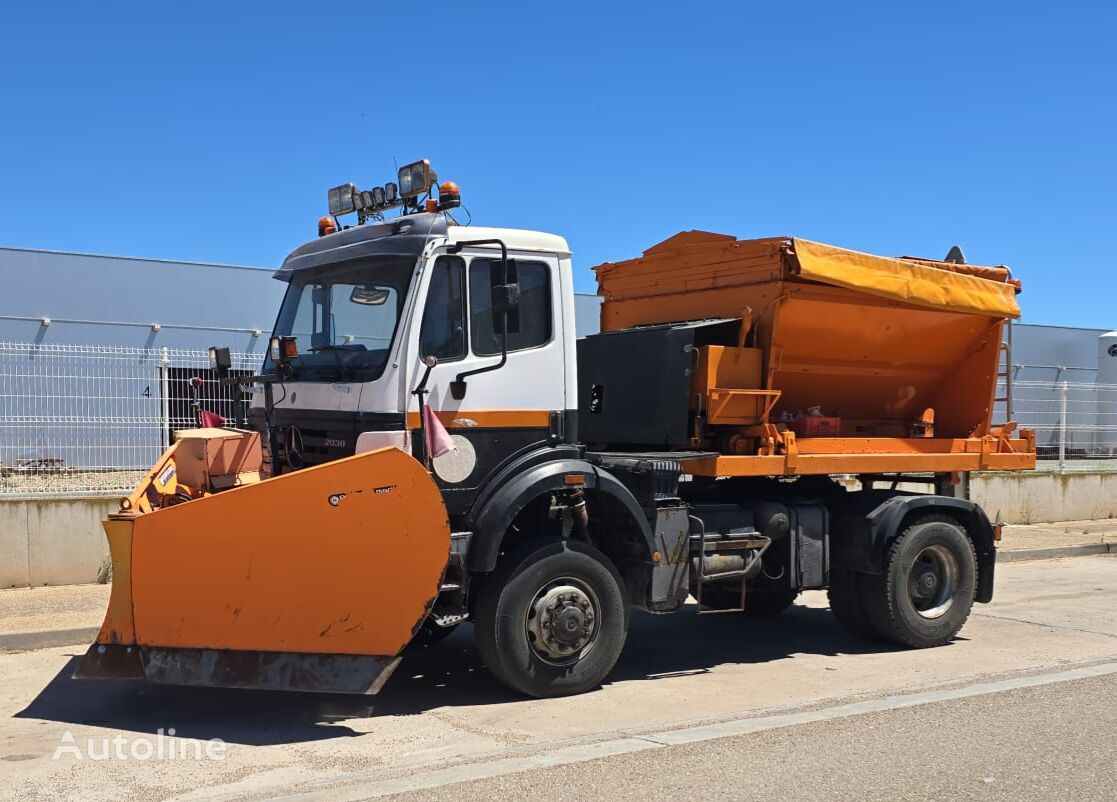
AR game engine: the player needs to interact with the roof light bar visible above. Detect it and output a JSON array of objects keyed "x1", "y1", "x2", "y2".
[{"x1": 326, "y1": 161, "x2": 445, "y2": 219}]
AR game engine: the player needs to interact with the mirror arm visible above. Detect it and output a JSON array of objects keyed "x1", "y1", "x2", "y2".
[
  {"x1": 446, "y1": 238, "x2": 513, "y2": 400},
  {"x1": 447, "y1": 238, "x2": 507, "y2": 265},
  {"x1": 451, "y1": 336, "x2": 507, "y2": 400}
]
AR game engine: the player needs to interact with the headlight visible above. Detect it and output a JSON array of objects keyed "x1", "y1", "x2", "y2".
[
  {"x1": 383, "y1": 182, "x2": 398, "y2": 203},
  {"x1": 371, "y1": 186, "x2": 385, "y2": 207},
  {"x1": 327, "y1": 183, "x2": 357, "y2": 215}
]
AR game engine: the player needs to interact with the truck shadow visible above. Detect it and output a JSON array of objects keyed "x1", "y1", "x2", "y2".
[{"x1": 16, "y1": 601, "x2": 922, "y2": 746}]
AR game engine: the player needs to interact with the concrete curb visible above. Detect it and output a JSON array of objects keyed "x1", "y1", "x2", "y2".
[
  {"x1": 0, "y1": 626, "x2": 98, "y2": 653},
  {"x1": 997, "y1": 543, "x2": 1115, "y2": 563}
]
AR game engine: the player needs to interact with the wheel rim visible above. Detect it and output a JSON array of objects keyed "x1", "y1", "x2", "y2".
[
  {"x1": 525, "y1": 577, "x2": 600, "y2": 665},
  {"x1": 907, "y1": 544, "x2": 959, "y2": 619}
]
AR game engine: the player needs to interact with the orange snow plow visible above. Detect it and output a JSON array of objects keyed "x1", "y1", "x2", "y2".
[{"x1": 75, "y1": 429, "x2": 450, "y2": 694}]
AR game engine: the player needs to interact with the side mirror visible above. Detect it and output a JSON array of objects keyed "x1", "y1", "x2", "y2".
[{"x1": 492, "y1": 282, "x2": 521, "y2": 316}]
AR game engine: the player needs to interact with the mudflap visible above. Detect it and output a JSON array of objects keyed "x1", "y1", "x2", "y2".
[{"x1": 75, "y1": 446, "x2": 450, "y2": 695}]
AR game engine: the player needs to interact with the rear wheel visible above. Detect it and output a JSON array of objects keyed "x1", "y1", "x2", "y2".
[
  {"x1": 474, "y1": 539, "x2": 628, "y2": 698},
  {"x1": 860, "y1": 515, "x2": 977, "y2": 648},
  {"x1": 827, "y1": 569, "x2": 875, "y2": 637}
]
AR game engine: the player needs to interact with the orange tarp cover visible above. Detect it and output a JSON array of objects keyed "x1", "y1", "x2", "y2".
[{"x1": 790, "y1": 238, "x2": 1020, "y2": 319}]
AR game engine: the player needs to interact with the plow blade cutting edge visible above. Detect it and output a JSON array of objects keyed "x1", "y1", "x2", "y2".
[{"x1": 75, "y1": 435, "x2": 450, "y2": 694}]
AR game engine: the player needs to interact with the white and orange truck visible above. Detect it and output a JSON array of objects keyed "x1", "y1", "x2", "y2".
[{"x1": 78, "y1": 160, "x2": 1035, "y2": 698}]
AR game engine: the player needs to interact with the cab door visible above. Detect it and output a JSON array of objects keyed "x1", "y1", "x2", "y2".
[{"x1": 407, "y1": 249, "x2": 568, "y2": 514}]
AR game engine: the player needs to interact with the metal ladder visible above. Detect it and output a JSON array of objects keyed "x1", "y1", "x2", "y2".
[
  {"x1": 690, "y1": 517, "x2": 771, "y2": 614},
  {"x1": 994, "y1": 319, "x2": 1015, "y2": 424}
]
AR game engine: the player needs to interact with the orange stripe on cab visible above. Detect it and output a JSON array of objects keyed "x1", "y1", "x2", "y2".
[{"x1": 405, "y1": 409, "x2": 553, "y2": 429}]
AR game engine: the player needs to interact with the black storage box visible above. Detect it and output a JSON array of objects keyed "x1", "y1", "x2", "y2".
[{"x1": 577, "y1": 319, "x2": 738, "y2": 448}]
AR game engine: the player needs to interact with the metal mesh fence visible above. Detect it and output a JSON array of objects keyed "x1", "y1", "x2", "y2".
[
  {"x1": 3, "y1": 342, "x2": 1116, "y2": 497},
  {"x1": 0, "y1": 343, "x2": 261, "y2": 496},
  {"x1": 1004, "y1": 379, "x2": 1117, "y2": 469}
]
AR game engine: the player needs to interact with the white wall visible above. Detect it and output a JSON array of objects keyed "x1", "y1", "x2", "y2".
[
  {"x1": 970, "y1": 469, "x2": 1117, "y2": 525},
  {"x1": 0, "y1": 496, "x2": 116, "y2": 587}
]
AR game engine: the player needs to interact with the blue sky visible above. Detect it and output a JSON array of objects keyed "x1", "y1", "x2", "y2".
[{"x1": 1, "y1": 2, "x2": 1114, "y2": 327}]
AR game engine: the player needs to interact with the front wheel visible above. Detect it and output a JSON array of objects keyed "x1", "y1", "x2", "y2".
[{"x1": 474, "y1": 539, "x2": 628, "y2": 698}]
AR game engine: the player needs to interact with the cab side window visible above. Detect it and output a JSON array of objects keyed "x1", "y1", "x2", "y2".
[
  {"x1": 469, "y1": 259, "x2": 552, "y2": 356},
  {"x1": 419, "y1": 256, "x2": 467, "y2": 361}
]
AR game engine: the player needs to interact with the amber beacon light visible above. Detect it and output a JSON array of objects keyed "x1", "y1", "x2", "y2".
[{"x1": 438, "y1": 181, "x2": 461, "y2": 210}]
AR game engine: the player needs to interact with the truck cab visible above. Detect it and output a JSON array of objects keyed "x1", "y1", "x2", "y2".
[{"x1": 250, "y1": 212, "x2": 577, "y2": 516}]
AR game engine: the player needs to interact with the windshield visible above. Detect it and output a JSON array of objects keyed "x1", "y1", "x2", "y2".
[{"x1": 270, "y1": 256, "x2": 417, "y2": 382}]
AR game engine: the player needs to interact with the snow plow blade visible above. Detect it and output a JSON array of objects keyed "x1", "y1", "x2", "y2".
[{"x1": 75, "y1": 430, "x2": 450, "y2": 694}]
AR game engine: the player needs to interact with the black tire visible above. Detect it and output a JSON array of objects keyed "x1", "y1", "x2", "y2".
[
  {"x1": 827, "y1": 569, "x2": 875, "y2": 638},
  {"x1": 859, "y1": 515, "x2": 977, "y2": 648},
  {"x1": 474, "y1": 539, "x2": 628, "y2": 698}
]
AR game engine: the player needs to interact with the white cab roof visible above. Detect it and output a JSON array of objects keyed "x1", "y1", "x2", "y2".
[{"x1": 446, "y1": 225, "x2": 570, "y2": 257}]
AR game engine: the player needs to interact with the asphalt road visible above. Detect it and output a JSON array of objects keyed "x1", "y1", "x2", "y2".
[
  {"x1": 1, "y1": 555, "x2": 1115, "y2": 802},
  {"x1": 383, "y1": 672, "x2": 1117, "y2": 802}
]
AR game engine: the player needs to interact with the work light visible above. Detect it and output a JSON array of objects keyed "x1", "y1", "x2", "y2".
[
  {"x1": 269, "y1": 336, "x2": 298, "y2": 364},
  {"x1": 371, "y1": 186, "x2": 385, "y2": 207},
  {"x1": 384, "y1": 182, "x2": 398, "y2": 203},
  {"x1": 398, "y1": 160, "x2": 434, "y2": 198},
  {"x1": 328, "y1": 183, "x2": 357, "y2": 215},
  {"x1": 208, "y1": 346, "x2": 232, "y2": 377}
]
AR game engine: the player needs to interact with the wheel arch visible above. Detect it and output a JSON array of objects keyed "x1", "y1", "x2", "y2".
[
  {"x1": 467, "y1": 455, "x2": 656, "y2": 574},
  {"x1": 834, "y1": 493, "x2": 996, "y2": 604}
]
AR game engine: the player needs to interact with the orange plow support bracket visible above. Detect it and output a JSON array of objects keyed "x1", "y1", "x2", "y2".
[{"x1": 76, "y1": 446, "x2": 450, "y2": 694}]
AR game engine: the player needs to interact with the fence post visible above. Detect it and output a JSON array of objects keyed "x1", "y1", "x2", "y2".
[
  {"x1": 1058, "y1": 380, "x2": 1068, "y2": 471},
  {"x1": 159, "y1": 347, "x2": 171, "y2": 450}
]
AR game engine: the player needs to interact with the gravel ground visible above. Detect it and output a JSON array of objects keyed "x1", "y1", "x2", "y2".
[
  {"x1": 1001, "y1": 519, "x2": 1117, "y2": 549},
  {"x1": 0, "y1": 584, "x2": 110, "y2": 635}
]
